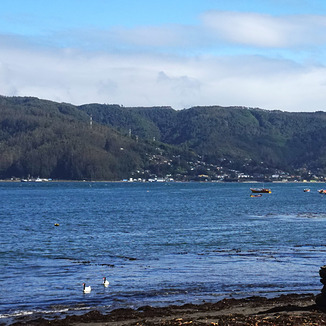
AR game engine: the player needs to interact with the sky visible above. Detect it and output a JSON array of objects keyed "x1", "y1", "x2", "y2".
[{"x1": 1, "y1": 0, "x2": 326, "y2": 112}]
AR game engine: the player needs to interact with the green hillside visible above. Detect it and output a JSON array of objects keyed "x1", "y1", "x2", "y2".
[
  {"x1": 1, "y1": 95, "x2": 326, "y2": 181},
  {"x1": 80, "y1": 104, "x2": 326, "y2": 175},
  {"x1": 0, "y1": 96, "x2": 192, "y2": 180}
]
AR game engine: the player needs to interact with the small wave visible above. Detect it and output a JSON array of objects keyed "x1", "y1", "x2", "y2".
[
  {"x1": 253, "y1": 212, "x2": 326, "y2": 219},
  {"x1": 297, "y1": 213, "x2": 326, "y2": 219},
  {"x1": 0, "y1": 307, "x2": 71, "y2": 319},
  {"x1": 0, "y1": 305, "x2": 93, "y2": 325},
  {"x1": 0, "y1": 311, "x2": 33, "y2": 319}
]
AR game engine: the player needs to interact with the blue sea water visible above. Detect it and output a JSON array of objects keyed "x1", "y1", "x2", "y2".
[{"x1": 0, "y1": 181, "x2": 326, "y2": 324}]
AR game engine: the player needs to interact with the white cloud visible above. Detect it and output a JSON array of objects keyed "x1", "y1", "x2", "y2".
[
  {"x1": 1, "y1": 38, "x2": 326, "y2": 112},
  {"x1": 57, "y1": 12, "x2": 326, "y2": 51},
  {"x1": 201, "y1": 11, "x2": 326, "y2": 48},
  {"x1": 2, "y1": 10, "x2": 326, "y2": 112}
]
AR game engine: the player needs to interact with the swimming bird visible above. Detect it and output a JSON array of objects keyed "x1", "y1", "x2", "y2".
[
  {"x1": 83, "y1": 283, "x2": 91, "y2": 293},
  {"x1": 103, "y1": 277, "x2": 110, "y2": 287}
]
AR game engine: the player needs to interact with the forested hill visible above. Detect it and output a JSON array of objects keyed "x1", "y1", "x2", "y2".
[
  {"x1": 1, "y1": 95, "x2": 326, "y2": 181},
  {"x1": 79, "y1": 103, "x2": 326, "y2": 175},
  {"x1": 0, "y1": 96, "x2": 192, "y2": 180}
]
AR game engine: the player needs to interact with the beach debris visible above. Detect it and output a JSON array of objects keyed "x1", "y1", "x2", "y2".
[
  {"x1": 103, "y1": 277, "x2": 110, "y2": 287},
  {"x1": 315, "y1": 265, "x2": 326, "y2": 309},
  {"x1": 83, "y1": 283, "x2": 91, "y2": 293}
]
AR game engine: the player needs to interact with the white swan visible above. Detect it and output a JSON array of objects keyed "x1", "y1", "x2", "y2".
[
  {"x1": 83, "y1": 283, "x2": 91, "y2": 293},
  {"x1": 103, "y1": 277, "x2": 110, "y2": 287}
]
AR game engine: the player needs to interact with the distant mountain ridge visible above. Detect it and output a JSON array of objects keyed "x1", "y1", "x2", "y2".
[
  {"x1": 79, "y1": 103, "x2": 326, "y2": 173},
  {"x1": 1, "y1": 95, "x2": 326, "y2": 180}
]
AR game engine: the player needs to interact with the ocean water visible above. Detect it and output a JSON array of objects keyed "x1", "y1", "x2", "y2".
[{"x1": 1, "y1": 181, "x2": 326, "y2": 324}]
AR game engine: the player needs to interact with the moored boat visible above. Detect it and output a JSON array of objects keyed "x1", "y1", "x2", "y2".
[
  {"x1": 250, "y1": 188, "x2": 271, "y2": 194},
  {"x1": 318, "y1": 189, "x2": 326, "y2": 194},
  {"x1": 303, "y1": 188, "x2": 310, "y2": 192}
]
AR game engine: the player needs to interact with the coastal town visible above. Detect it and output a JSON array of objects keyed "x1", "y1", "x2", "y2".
[
  {"x1": 14, "y1": 153, "x2": 325, "y2": 184},
  {"x1": 125, "y1": 153, "x2": 324, "y2": 183}
]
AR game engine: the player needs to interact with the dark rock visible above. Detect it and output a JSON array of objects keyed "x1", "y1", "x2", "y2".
[
  {"x1": 316, "y1": 293, "x2": 326, "y2": 307},
  {"x1": 319, "y1": 268, "x2": 326, "y2": 279}
]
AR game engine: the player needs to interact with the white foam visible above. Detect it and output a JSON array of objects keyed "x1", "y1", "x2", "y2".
[{"x1": 0, "y1": 310, "x2": 33, "y2": 318}]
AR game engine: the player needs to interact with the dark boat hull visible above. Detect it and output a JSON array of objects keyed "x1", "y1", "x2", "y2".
[{"x1": 250, "y1": 188, "x2": 271, "y2": 194}]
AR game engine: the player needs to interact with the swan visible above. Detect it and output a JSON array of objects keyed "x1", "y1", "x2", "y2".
[
  {"x1": 83, "y1": 283, "x2": 91, "y2": 293},
  {"x1": 103, "y1": 277, "x2": 110, "y2": 287}
]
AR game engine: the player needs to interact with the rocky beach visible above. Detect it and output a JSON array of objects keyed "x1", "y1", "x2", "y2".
[{"x1": 8, "y1": 293, "x2": 326, "y2": 326}]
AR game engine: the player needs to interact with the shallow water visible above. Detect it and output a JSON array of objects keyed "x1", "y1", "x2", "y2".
[{"x1": 0, "y1": 182, "x2": 325, "y2": 324}]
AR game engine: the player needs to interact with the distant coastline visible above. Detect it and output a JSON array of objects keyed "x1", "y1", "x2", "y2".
[
  {"x1": 1, "y1": 179, "x2": 325, "y2": 183},
  {"x1": 1, "y1": 96, "x2": 326, "y2": 183}
]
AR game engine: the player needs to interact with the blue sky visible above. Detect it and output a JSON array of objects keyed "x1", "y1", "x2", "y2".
[{"x1": 1, "y1": 0, "x2": 326, "y2": 111}]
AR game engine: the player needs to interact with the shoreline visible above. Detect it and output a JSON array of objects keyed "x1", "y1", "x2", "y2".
[
  {"x1": 0, "y1": 179, "x2": 325, "y2": 183},
  {"x1": 8, "y1": 293, "x2": 326, "y2": 326}
]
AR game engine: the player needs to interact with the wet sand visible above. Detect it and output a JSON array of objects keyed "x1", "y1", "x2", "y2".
[{"x1": 9, "y1": 293, "x2": 326, "y2": 326}]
